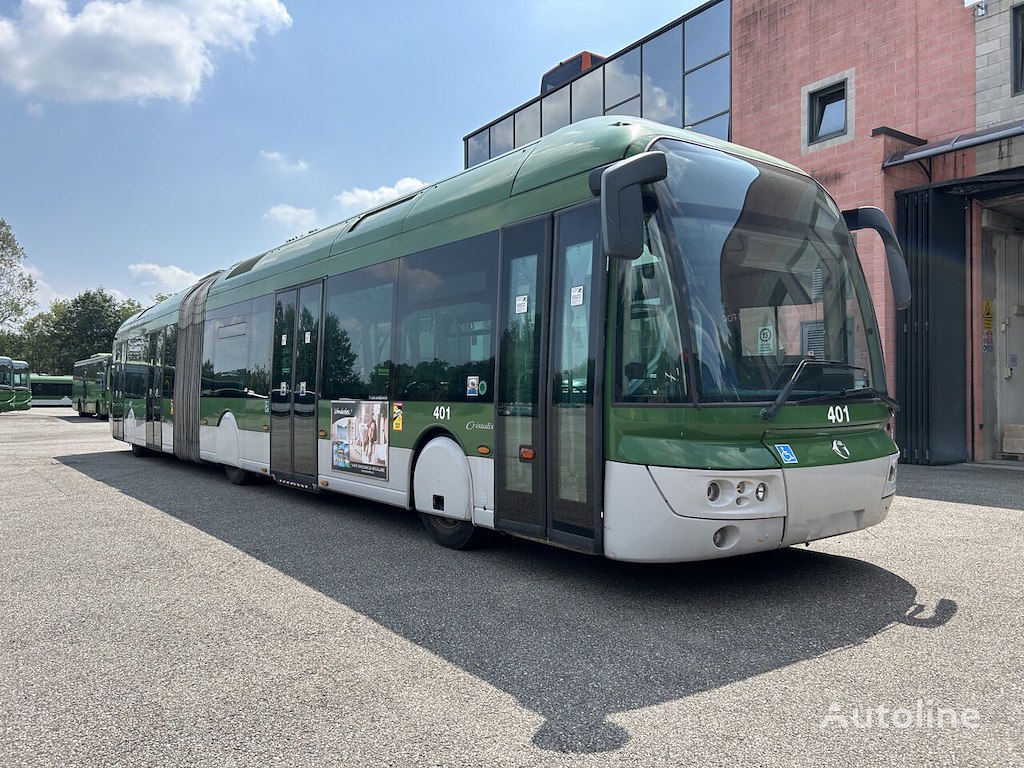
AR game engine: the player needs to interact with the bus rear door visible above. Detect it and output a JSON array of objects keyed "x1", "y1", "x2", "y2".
[{"x1": 146, "y1": 329, "x2": 164, "y2": 450}]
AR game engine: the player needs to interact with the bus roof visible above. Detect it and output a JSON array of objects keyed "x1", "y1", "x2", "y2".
[
  {"x1": 72, "y1": 352, "x2": 112, "y2": 366},
  {"x1": 119, "y1": 116, "x2": 808, "y2": 334}
]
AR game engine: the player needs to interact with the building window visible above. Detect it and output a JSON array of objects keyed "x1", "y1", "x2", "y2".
[
  {"x1": 1014, "y1": 5, "x2": 1024, "y2": 95},
  {"x1": 808, "y1": 81, "x2": 847, "y2": 143},
  {"x1": 466, "y1": 130, "x2": 489, "y2": 167},
  {"x1": 605, "y1": 46, "x2": 640, "y2": 112},
  {"x1": 801, "y1": 69, "x2": 854, "y2": 153},
  {"x1": 489, "y1": 116, "x2": 513, "y2": 157}
]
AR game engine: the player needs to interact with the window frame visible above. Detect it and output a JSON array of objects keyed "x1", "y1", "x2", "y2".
[
  {"x1": 1014, "y1": 4, "x2": 1024, "y2": 96},
  {"x1": 808, "y1": 80, "x2": 847, "y2": 145}
]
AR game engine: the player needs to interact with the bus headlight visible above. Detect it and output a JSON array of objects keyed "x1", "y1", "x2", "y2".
[
  {"x1": 712, "y1": 525, "x2": 739, "y2": 549},
  {"x1": 756, "y1": 482, "x2": 768, "y2": 501},
  {"x1": 883, "y1": 456, "x2": 899, "y2": 497},
  {"x1": 707, "y1": 482, "x2": 721, "y2": 502}
]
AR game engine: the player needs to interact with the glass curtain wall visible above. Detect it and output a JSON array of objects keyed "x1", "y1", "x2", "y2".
[{"x1": 464, "y1": 0, "x2": 730, "y2": 167}]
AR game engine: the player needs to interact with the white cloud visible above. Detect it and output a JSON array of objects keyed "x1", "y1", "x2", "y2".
[
  {"x1": 127, "y1": 262, "x2": 201, "y2": 294},
  {"x1": 105, "y1": 286, "x2": 134, "y2": 304},
  {"x1": 22, "y1": 262, "x2": 67, "y2": 311},
  {"x1": 264, "y1": 203, "x2": 317, "y2": 233},
  {"x1": 0, "y1": 0, "x2": 292, "y2": 103},
  {"x1": 263, "y1": 176, "x2": 426, "y2": 238},
  {"x1": 260, "y1": 149, "x2": 309, "y2": 173},
  {"x1": 335, "y1": 177, "x2": 425, "y2": 217}
]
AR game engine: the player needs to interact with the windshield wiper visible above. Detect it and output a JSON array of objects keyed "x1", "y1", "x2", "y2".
[
  {"x1": 796, "y1": 386, "x2": 900, "y2": 411},
  {"x1": 759, "y1": 359, "x2": 861, "y2": 421}
]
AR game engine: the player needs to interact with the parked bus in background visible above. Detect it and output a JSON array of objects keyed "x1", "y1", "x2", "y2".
[
  {"x1": 540, "y1": 51, "x2": 605, "y2": 93},
  {"x1": 0, "y1": 356, "x2": 14, "y2": 412},
  {"x1": 111, "y1": 116, "x2": 911, "y2": 563},
  {"x1": 73, "y1": 352, "x2": 112, "y2": 418},
  {"x1": 30, "y1": 374, "x2": 73, "y2": 406},
  {"x1": 11, "y1": 360, "x2": 31, "y2": 410}
]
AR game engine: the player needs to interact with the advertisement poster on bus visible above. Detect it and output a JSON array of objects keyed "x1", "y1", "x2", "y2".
[{"x1": 331, "y1": 399, "x2": 388, "y2": 479}]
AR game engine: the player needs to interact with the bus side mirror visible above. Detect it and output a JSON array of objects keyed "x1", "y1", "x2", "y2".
[
  {"x1": 842, "y1": 206, "x2": 912, "y2": 310},
  {"x1": 592, "y1": 151, "x2": 668, "y2": 260}
]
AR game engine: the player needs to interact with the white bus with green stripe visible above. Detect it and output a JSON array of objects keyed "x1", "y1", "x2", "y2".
[{"x1": 111, "y1": 117, "x2": 910, "y2": 562}]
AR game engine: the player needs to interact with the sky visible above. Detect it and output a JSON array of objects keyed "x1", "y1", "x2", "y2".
[{"x1": 0, "y1": 0, "x2": 705, "y2": 312}]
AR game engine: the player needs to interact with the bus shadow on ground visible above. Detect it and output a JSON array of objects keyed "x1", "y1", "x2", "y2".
[
  {"x1": 894, "y1": 462, "x2": 1024, "y2": 511},
  {"x1": 59, "y1": 450, "x2": 957, "y2": 754},
  {"x1": 52, "y1": 414, "x2": 104, "y2": 424}
]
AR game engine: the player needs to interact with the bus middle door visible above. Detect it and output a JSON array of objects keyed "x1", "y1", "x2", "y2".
[{"x1": 270, "y1": 281, "x2": 322, "y2": 489}]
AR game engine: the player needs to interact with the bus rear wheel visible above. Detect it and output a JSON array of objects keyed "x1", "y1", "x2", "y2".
[
  {"x1": 130, "y1": 443, "x2": 148, "y2": 457},
  {"x1": 223, "y1": 465, "x2": 254, "y2": 485}
]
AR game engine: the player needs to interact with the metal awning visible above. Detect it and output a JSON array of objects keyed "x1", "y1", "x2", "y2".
[{"x1": 882, "y1": 120, "x2": 1024, "y2": 169}]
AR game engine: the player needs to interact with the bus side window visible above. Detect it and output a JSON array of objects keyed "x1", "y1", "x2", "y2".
[{"x1": 396, "y1": 233, "x2": 499, "y2": 402}]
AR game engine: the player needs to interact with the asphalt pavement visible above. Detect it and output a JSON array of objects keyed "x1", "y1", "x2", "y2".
[{"x1": 1, "y1": 407, "x2": 1020, "y2": 767}]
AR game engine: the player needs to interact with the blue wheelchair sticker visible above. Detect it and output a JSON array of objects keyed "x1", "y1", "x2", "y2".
[{"x1": 775, "y1": 444, "x2": 798, "y2": 464}]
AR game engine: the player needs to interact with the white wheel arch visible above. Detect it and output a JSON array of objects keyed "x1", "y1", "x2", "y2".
[
  {"x1": 413, "y1": 435, "x2": 473, "y2": 521},
  {"x1": 215, "y1": 411, "x2": 241, "y2": 467}
]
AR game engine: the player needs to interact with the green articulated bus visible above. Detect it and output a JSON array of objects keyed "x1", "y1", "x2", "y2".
[
  {"x1": 73, "y1": 352, "x2": 112, "y2": 418},
  {"x1": 30, "y1": 374, "x2": 73, "y2": 406},
  {"x1": 0, "y1": 356, "x2": 14, "y2": 413},
  {"x1": 112, "y1": 116, "x2": 911, "y2": 563}
]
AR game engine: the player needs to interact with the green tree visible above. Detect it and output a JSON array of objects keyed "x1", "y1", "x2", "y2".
[
  {"x1": 0, "y1": 218, "x2": 37, "y2": 330},
  {"x1": 0, "y1": 327, "x2": 29, "y2": 360},
  {"x1": 23, "y1": 288, "x2": 142, "y2": 373}
]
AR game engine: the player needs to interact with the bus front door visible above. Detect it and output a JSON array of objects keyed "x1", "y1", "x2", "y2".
[
  {"x1": 270, "y1": 282, "x2": 322, "y2": 489},
  {"x1": 494, "y1": 206, "x2": 604, "y2": 554},
  {"x1": 111, "y1": 344, "x2": 124, "y2": 440},
  {"x1": 146, "y1": 329, "x2": 163, "y2": 450}
]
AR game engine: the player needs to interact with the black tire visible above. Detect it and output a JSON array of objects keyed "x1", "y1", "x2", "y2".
[
  {"x1": 223, "y1": 465, "x2": 254, "y2": 485},
  {"x1": 130, "y1": 443, "x2": 148, "y2": 457},
  {"x1": 420, "y1": 512, "x2": 486, "y2": 550}
]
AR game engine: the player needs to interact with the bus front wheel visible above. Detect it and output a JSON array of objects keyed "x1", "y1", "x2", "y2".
[
  {"x1": 413, "y1": 434, "x2": 487, "y2": 550},
  {"x1": 420, "y1": 512, "x2": 484, "y2": 549}
]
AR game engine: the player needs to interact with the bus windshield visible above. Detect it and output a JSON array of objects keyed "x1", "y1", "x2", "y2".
[{"x1": 650, "y1": 138, "x2": 885, "y2": 404}]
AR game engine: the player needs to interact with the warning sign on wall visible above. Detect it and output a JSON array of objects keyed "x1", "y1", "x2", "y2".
[{"x1": 983, "y1": 299, "x2": 994, "y2": 353}]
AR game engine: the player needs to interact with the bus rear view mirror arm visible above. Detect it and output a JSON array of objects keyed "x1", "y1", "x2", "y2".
[
  {"x1": 842, "y1": 206, "x2": 912, "y2": 310},
  {"x1": 592, "y1": 151, "x2": 668, "y2": 260}
]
